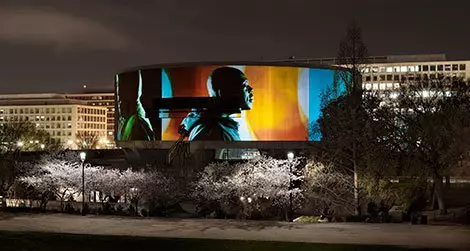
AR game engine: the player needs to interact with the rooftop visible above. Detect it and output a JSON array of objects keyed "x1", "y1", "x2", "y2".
[{"x1": 265, "y1": 54, "x2": 450, "y2": 65}]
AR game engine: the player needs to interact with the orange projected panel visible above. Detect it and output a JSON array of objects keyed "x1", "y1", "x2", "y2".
[{"x1": 115, "y1": 64, "x2": 347, "y2": 142}]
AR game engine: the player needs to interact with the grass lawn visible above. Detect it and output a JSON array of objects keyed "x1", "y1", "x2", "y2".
[{"x1": 0, "y1": 231, "x2": 450, "y2": 251}]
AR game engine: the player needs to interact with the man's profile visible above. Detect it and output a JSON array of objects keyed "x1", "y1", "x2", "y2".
[
  {"x1": 180, "y1": 67, "x2": 253, "y2": 141},
  {"x1": 116, "y1": 70, "x2": 155, "y2": 141}
]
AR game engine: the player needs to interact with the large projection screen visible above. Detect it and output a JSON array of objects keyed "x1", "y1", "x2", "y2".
[{"x1": 115, "y1": 64, "x2": 348, "y2": 142}]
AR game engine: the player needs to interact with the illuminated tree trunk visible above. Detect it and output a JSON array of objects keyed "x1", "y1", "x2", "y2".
[{"x1": 433, "y1": 175, "x2": 447, "y2": 215}]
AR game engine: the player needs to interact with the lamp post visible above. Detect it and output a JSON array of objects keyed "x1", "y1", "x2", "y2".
[
  {"x1": 287, "y1": 152, "x2": 294, "y2": 222},
  {"x1": 79, "y1": 151, "x2": 86, "y2": 216},
  {"x1": 16, "y1": 141, "x2": 24, "y2": 148}
]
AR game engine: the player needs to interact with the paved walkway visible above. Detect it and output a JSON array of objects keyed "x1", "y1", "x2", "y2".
[{"x1": 1, "y1": 214, "x2": 469, "y2": 250}]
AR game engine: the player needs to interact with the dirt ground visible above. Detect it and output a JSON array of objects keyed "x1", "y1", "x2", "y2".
[{"x1": 0, "y1": 213, "x2": 469, "y2": 250}]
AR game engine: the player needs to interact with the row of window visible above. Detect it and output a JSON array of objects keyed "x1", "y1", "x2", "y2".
[
  {"x1": 363, "y1": 64, "x2": 466, "y2": 74},
  {"x1": 77, "y1": 123, "x2": 106, "y2": 130},
  {"x1": 77, "y1": 131, "x2": 107, "y2": 137},
  {"x1": 363, "y1": 73, "x2": 466, "y2": 82},
  {"x1": 51, "y1": 131, "x2": 73, "y2": 137},
  {"x1": 90, "y1": 102, "x2": 114, "y2": 106},
  {"x1": 69, "y1": 95, "x2": 113, "y2": 101},
  {"x1": 0, "y1": 106, "x2": 107, "y2": 116},
  {"x1": 0, "y1": 115, "x2": 73, "y2": 122},
  {"x1": 77, "y1": 107, "x2": 106, "y2": 115},
  {"x1": 36, "y1": 123, "x2": 73, "y2": 129},
  {"x1": 78, "y1": 115, "x2": 106, "y2": 123},
  {"x1": 363, "y1": 83, "x2": 399, "y2": 90},
  {"x1": 0, "y1": 107, "x2": 73, "y2": 115}
]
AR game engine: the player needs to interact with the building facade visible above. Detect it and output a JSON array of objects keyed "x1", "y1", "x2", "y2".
[
  {"x1": 358, "y1": 54, "x2": 470, "y2": 91},
  {"x1": 65, "y1": 91, "x2": 115, "y2": 147},
  {"x1": 271, "y1": 54, "x2": 470, "y2": 91},
  {"x1": 0, "y1": 93, "x2": 107, "y2": 149}
]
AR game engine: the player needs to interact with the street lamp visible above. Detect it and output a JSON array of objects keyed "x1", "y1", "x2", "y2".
[
  {"x1": 79, "y1": 151, "x2": 86, "y2": 216},
  {"x1": 287, "y1": 152, "x2": 294, "y2": 161},
  {"x1": 16, "y1": 141, "x2": 24, "y2": 147},
  {"x1": 40, "y1": 144, "x2": 45, "y2": 150},
  {"x1": 287, "y1": 152, "x2": 294, "y2": 222}
]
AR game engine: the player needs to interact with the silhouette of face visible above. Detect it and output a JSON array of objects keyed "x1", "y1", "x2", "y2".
[
  {"x1": 117, "y1": 71, "x2": 141, "y2": 117},
  {"x1": 209, "y1": 67, "x2": 254, "y2": 111},
  {"x1": 239, "y1": 79, "x2": 254, "y2": 110}
]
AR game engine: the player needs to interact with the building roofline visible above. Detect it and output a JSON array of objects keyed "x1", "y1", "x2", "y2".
[
  {"x1": 117, "y1": 60, "x2": 347, "y2": 75},
  {"x1": 264, "y1": 54, "x2": 452, "y2": 65},
  {"x1": 0, "y1": 92, "x2": 114, "y2": 99},
  {"x1": 0, "y1": 98, "x2": 89, "y2": 106}
]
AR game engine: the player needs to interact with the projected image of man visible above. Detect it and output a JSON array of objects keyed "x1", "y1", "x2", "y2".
[
  {"x1": 116, "y1": 70, "x2": 155, "y2": 141},
  {"x1": 180, "y1": 67, "x2": 253, "y2": 141}
]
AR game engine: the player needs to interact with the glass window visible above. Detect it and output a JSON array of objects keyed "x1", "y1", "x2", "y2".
[
  {"x1": 373, "y1": 76, "x2": 378, "y2": 81},
  {"x1": 51, "y1": 108, "x2": 55, "y2": 113},
  {"x1": 372, "y1": 67, "x2": 378, "y2": 73},
  {"x1": 460, "y1": 64, "x2": 466, "y2": 70},
  {"x1": 444, "y1": 64, "x2": 451, "y2": 71},
  {"x1": 430, "y1": 65, "x2": 436, "y2": 71},
  {"x1": 423, "y1": 65, "x2": 429, "y2": 71},
  {"x1": 452, "y1": 64, "x2": 459, "y2": 71},
  {"x1": 386, "y1": 67, "x2": 393, "y2": 73},
  {"x1": 408, "y1": 66, "x2": 416, "y2": 72},
  {"x1": 387, "y1": 75, "x2": 392, "y2": 81},
  {"x1": 400, "y1": 66, "x2": 407, "y2": 72},
  {"x1": 67, "y1": 108, "x2": 72, "y2": 113},
  {"x1": 379, "y1": 75, "x2": 385, "y2": 81},
  {"x1": 437, "y1": 65, "x2": 443, "y2": 71},
  {"x1": 393, "y1": 66, "x2": 400, "y2": 72},
  {"x1": 393, "y1": 75, "x2": 400, "y2": 81}
]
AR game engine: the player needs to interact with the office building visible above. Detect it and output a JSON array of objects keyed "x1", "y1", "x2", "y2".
[
  {"x1": 272, "y1": 54, "x2": 470, "y2": 91},
  {"x1": 0, "y1": 93, "x2": 107, "y2": 150},
  {"x1": 65, "y1": 90, "x2": 115, "y2": 147},
  {"x1": 358, "y1": 54, "x2": 469, "y2": 91}
]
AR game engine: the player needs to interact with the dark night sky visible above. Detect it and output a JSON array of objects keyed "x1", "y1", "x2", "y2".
[{"x1": 0, "y1": 0, "x2": 469, "y2": 93}]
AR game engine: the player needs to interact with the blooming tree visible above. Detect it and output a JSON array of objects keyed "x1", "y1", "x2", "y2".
[
  {"x1": 20, "y1": 150, "x2": 176, "y2": 214},
  {"x1": 302, "y1": 160, "x2": 355, "y2": 216},
  {"x1": 122, "y1": 168, "x2": 177, "y2": 214},
  {"x1": 20, "y1": 153, "x2": 82, "y2": 209},
  {"x1": 192, "y1": 156, "x2": 303, "y2": 220}
]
